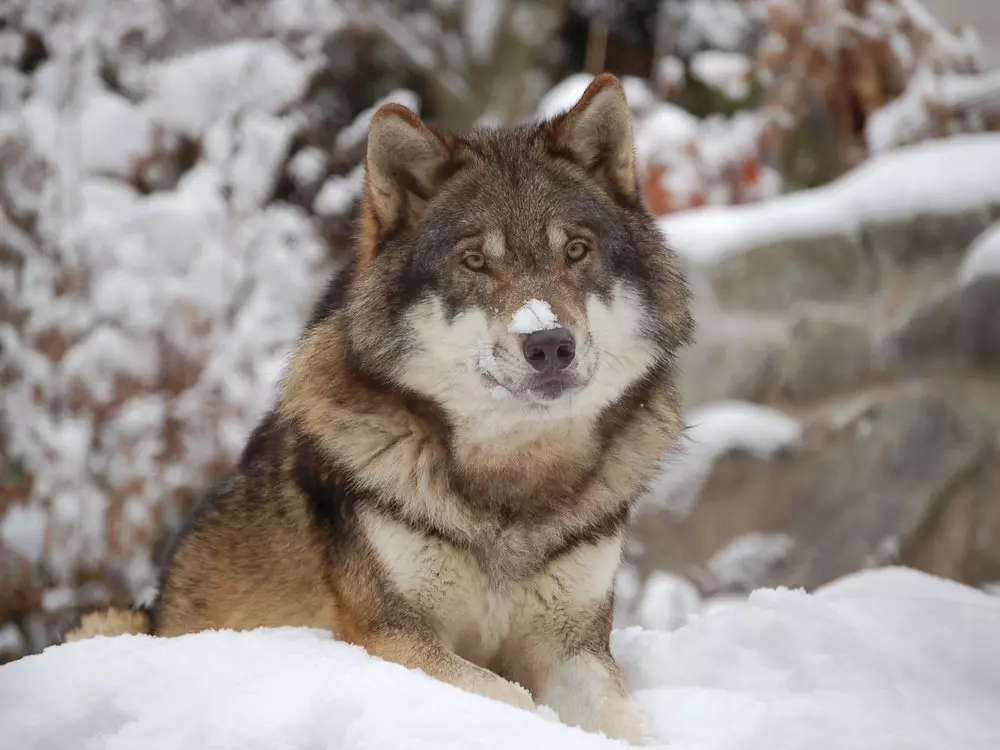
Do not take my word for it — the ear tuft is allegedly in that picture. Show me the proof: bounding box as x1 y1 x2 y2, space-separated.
362 103 455 255
546 74 637 199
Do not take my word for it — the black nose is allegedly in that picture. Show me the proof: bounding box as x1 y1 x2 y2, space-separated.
522 328 576 373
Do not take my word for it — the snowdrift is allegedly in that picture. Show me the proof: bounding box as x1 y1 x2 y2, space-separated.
2 567 998 750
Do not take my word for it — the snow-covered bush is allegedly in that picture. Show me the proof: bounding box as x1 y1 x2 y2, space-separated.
626 0 1000 213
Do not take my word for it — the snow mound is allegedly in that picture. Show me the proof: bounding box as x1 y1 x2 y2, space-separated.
662 133 1000 264
2 567 998 750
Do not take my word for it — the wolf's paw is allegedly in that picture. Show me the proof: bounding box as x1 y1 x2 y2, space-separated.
599 700 651 747
478 675 536 712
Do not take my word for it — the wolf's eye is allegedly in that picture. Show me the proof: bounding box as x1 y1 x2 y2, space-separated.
463 252 487 271
565 240 590 263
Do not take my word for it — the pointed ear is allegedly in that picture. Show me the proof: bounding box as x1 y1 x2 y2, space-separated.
545 74 638 200
361 103 456 253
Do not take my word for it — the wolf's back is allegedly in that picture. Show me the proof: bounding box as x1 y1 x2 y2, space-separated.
63 606 152 642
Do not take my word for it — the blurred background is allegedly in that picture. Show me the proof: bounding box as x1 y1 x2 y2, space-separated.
1 0 999 661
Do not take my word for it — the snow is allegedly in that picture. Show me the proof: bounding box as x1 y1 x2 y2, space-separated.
655 56 685 91
334 89 421 154
463 0 505 62
661 133 1000 264
288 146 327 188
137 40 314 139
3 567 998 749
706 533 795 588
633 103 701 163
207 111 299 213
957 220 1000 285
669 0 751 55
866 69 1000 153
536 74 654 119
641 400 802 518
690 51 752 100
509 299 559 334
314 163 365 217
1 27 331 604
0 504 48 564
78 90 155 179
627 571 704 631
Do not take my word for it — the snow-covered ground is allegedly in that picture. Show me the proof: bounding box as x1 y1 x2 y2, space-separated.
2 567 998 750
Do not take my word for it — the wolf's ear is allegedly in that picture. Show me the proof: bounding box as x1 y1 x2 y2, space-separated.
362 103 455 250
545 74 637 200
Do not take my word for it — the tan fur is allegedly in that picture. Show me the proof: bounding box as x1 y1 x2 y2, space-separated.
63 606 151 642
66 76 692 748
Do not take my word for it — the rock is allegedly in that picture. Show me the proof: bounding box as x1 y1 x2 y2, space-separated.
676 320 786 408
878 276 1000 375
899 458 1000 585
773 309 872 402
863 208 996 271
630 389 990 593
709 234 878 312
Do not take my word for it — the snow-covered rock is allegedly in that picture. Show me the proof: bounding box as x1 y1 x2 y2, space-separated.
958 220 1000 284
640 400 802 518
661 133 1000 265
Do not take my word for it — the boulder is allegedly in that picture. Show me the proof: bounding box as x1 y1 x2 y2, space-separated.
630 389 991 593
709 233 878 311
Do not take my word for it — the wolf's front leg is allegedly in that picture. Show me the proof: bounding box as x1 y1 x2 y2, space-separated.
532 648 649 745
365 629 536 711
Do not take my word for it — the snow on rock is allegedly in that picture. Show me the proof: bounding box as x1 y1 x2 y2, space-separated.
662 133 1000 264
641 400 802 518
690 50 752 100
3 567 998 750
957 220 1000 285
706 532 795 588
509 299 559 334
630 571 704 632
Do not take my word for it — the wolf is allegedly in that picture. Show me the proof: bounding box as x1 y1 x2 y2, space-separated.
65 74 694 744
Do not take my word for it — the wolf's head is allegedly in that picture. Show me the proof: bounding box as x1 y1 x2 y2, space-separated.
340 75 692 432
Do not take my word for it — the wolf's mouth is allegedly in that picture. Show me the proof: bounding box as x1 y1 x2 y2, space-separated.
480 371 583 401
525 374 580 400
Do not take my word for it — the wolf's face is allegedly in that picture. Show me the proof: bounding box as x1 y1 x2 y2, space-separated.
345 76 692 430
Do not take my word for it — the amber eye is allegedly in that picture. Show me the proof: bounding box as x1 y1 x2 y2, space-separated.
565 240 590 263
463 252 487 271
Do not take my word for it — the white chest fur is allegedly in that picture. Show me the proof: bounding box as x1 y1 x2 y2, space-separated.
361 511 623 669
